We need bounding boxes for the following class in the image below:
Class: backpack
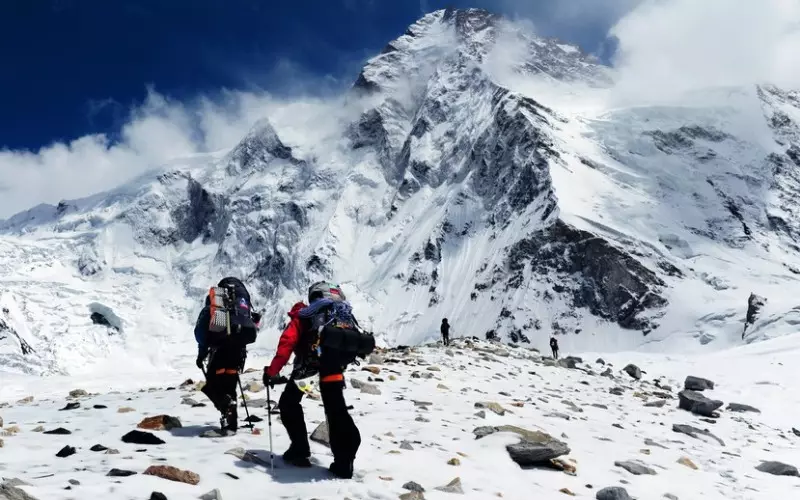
[292,297,375,379]
[206,277,258,346]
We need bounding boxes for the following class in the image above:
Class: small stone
[560,488,576,496]
[645,400,667,408]
[56,445,77,458]
[672,424,725,446]
[677,457,698,470]
[437,384,449,390]
[623,364,642,380]
[91,444,109,452]
[726,403,760,413]
[596,487,632,500]
[69,389,88,398]
[0,438,3,448]
[402,481,425,492]
[663,495,678,500]
[107,468,137,477]
[59,402,80,411]
[755,461,799,477]
[137,415,182,431]
[435,477,464,494]
[475,411,486,419]
[246,382,264,393]
[118,407,135,413]
[43,427,71,435]
[17,396,34,404]
[551,458,577,474]
[609,387,624,396]
[614,460,657,475]
[143,465,200,485]
[68,479,80,485]
[122,430,166,445]
[475,402,507,416]
[389,375,397,381]
[400,440,414,450]
[31,425,44,432]
[596,358,606,365]
[400,493,425,500]
[93,404,108,409]
[199,489,222,500]
[684,376,714,391]
[427,366,441,372]
[310,422,330,447]
[448,458,461,466]
[362,366,381,375]
[105,448,120,455]
[150,493,168,500]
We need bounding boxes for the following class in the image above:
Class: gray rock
[399,493,425,500]
[434,477,463,494]
[310,422,330,447]
[726,403,760,413]
[557,357,580,369]
[507,440,570,465]
[224,447,270,467]
[614,460,657,475]
[181,398,199,406]
[672,424,725,446]
[601,368,614,378]
[596,358,606,365]
[400,440,414,451]
[793,428,800,437]
[645,400,667,408]
[592,404,609,409]
[609,387,625,396]
[596,487,632,500]
[107,469,137,477]
[474,410,486,419]
[623,364,642,380]
[678,390,723,417]
[684,376,715,391]
[644,438,669,449]
[68,389,88,398]
[402,481,425,492]
[367,353,385,365]
[199,489,222,500]
[664,495,679,500]
[755,461,799,477]
[360,383,382,395]
[0,480,39,500]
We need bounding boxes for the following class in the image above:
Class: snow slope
[1,8,800,375]
[1,338,798,500]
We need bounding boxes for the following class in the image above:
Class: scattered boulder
[143,465,200,485]
[596,358,606,365]
[107,469,137,477]
[122,430,165,445]
[448,458,461,466]
[400,440,414,451]
[150,493,168,500]
[623,364,642,380]
[310,422,330,447]
[403,481,425,492]
[137,415,182,431]
[609,387,625,396]
[672,424,725,446]
[474,410,486,419]
[199,489,222,500]
[614,460,656,475]
[181,398,199,406]
[118,407,135,413]
[43,427,71,435]
[560,488,576,496]
[400,493,425,500]
[793,428,800,437]
[59,402,80,411]
[90,444,108,452]
[56,445,77,458]
[645,400,667,408]
[475,402,507,416]
[93,404,108,409]
[69,389,88,398]
[601,368,614,378]
[557,357,581,369]
[362,366,381,375]
[755,461,799,477]
[506,436,570,466]
[677,457,698,470]
[434,477,464,494]
[0,479,39,500]
[596,487,632,500]
[726,403,760,413]
[678,390,723,417]
[684,376,714,391]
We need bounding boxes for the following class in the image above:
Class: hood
[288,301,307,319]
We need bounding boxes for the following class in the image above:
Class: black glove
[252,311,262,326]
[196,346,208,370]
[263,370,288,388]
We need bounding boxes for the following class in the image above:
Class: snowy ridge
[1,8,800,374]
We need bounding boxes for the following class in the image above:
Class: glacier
[1,8,800,375]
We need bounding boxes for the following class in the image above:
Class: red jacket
[265,301,307,378]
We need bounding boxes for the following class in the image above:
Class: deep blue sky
[0,0,625,151]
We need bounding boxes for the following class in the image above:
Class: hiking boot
[282,447,311,467]
[223,402,238,432]
[329,461,354,479]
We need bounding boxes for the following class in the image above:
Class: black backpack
[206,277,258,346]
[291,299,375,379]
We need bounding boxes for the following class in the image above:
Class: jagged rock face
[2,8,800,373]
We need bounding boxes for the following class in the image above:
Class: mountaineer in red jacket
[263,281,373,479]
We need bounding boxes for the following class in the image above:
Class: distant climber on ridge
[263,281,375,479]
[550,336,559,360]
[440,318,451,346]
[194,277,261,434]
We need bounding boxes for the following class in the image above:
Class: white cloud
[609,0,800,103]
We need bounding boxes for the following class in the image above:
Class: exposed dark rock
[596,486,632,500]
[755,461,799,477]
[310,422,330,447]
[59,402,80,411]
[474,425,569,466]
[678,390,723,417]
[743,293,766,338]
[726,403,760,413]
[107,469,137,477]
[149,493,168,500]
[93,404,108,409]
[672,424,725,446]
[56,445,76,458]
[596,358,606,365]
[684,376,714,391]
[137,415,182,431]
[623,364,642,380]
[557,356,581,369]
[43,427,71,435]
[90,444,108,452]
[403,481,425,492]
[122,430,165,445]
[614,460,656,475]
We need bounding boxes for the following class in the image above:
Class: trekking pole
[237,376,254,430]
[266,384,274,471]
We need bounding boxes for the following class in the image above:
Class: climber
[440,318,451,346]
[263,281,375,479]
[550,336,559,360]
[194,277,261,434]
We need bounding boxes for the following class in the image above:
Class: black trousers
[279,379,361,464]
[202,344,244,414]
[552,348,559,360]
[442,334,449,346]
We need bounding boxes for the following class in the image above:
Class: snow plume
[0,85,356,219]
[610,0,800,103]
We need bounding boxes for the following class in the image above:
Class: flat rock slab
[756,461,800,477]
[474,425,570,466]
[107,469,137,477]
[684,376,715,391]
[672,424,725,446]
[727,403,760,413]
[0,480,39,500]
[614,460,656,475]
[43,428,71,435]
[122,430,165,445]
[678,390,723,417]
[143,465,200,485]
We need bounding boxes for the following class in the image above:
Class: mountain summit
[1,9,799,374]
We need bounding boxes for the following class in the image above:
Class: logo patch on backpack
[238,297,249,310]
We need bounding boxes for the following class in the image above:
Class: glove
[263,369,287,388]
[196,355,206,370]
[252,311,262,327]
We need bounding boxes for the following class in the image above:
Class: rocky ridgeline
[0,338,798,499]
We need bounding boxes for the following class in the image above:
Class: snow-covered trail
[1,338,799,500]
